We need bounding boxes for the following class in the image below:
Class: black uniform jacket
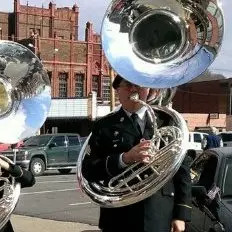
[82,107,192,232]
[0,169,35,232]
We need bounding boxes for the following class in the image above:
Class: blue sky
[0,0,232,79]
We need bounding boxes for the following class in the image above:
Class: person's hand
[171,220,185,232]
[122,139,152,165]
[0,157,23,177]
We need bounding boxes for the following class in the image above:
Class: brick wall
[173,80,228,114]
[0,12,9,40]
[182,113,227,131]
[15,2,78,40]
[40,39,55,61]
[226,115,232,131]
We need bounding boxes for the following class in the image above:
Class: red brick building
[0,0,231,134]
[173,79,232,132]
[0,0,113,135]
[12,0,111,100]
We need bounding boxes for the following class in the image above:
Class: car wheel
[58,169,72,174]
[30,158,45,176]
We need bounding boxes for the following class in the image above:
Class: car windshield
[23,135,52,147]
[191,153,218,191]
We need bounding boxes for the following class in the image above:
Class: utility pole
[110,66,115,111]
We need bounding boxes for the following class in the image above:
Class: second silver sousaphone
[0,40,51,228]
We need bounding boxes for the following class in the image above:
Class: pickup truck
[188,132,208,152]
[0,133,85,176]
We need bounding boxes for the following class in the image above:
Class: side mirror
[192,185,207,198]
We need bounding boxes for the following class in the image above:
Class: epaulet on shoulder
[94,111,117,125]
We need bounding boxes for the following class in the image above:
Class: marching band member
[82,75,192,232]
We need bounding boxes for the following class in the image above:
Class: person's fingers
[135,145,150,152]
[132,145,151,156]
[136,151,152,162]
[138,139,151,147]
[126,141,152,163]
[142,157,150,164]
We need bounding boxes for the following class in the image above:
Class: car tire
[30,158,45,176]
[58,169,72,174]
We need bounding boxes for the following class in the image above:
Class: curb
[11,215,100,232]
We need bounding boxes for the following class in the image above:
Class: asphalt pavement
[14,171,99,225]
[11,215,100,232]
[11,170,100,232]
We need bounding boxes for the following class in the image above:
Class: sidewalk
[11,215,100,232]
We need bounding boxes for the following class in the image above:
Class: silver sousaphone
[0,40,51,228]
[77,0,224,207]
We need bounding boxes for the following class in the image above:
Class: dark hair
[112,74,123,89]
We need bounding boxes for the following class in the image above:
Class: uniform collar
[114,107,153,139]
[123,106,147,121]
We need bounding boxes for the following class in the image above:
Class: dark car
[1,133,85,176]
[187,147,232,232]
[218,132,232,147]
[80,136,88,145]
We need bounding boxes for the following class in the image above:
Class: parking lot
[14,170,99,226]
